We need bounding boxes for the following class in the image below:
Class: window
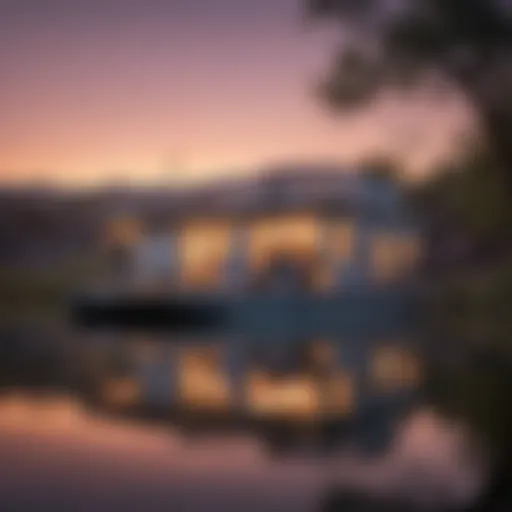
[401,236,422,270]
[245,371,320,419]
[371,233,421,284]
[328,220,355,263]
[106,217,141,246]
[178,346,231,409]
[323,372,354,416]
[179,220,232,290]
[249,214,320,273]
[371,345,421,391]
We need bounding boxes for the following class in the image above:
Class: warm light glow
[103,377,141,408]
[323,373,354,416]
[246,371,320,419]
[371,233,422,283]
[178,346,231,408]
[179,220,232,290]
[329,220,355,262]
[106,217,142,246]
[401,236,423,270]
[372,345,421,391]
[0,0,473,187]
[249,214,320,272]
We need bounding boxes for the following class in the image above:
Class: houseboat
[75,167,423,452]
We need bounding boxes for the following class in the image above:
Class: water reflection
[0,392,487,511]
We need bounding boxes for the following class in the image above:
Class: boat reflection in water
[76,169,423,453]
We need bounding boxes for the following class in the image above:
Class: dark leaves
[388,10,451,63]
[317,47,385,110]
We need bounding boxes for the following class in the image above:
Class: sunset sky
[0,0,473,187]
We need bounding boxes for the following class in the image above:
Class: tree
[307,5,512,504]
[418,140,511,252]
[307,0,512,184]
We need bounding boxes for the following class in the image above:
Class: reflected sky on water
[0,392,486,512]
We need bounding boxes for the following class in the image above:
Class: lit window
[178,346,231,409]
[371,234,421,283]
[323,372,354,416]
[245,371,320,419]
[329,220,355,262]
[106,217,142,246]
[249,214,320,273]
[371,345,421,391]
[179,220,232,290]
[312,264,334,292]
[102,377,141,408]
[401,236,422,270]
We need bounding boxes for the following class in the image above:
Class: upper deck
[101,169,422,297]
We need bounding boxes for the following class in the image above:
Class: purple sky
[0,0,471,186]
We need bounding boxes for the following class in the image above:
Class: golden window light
[102,377,141,408]
[323,372,354,416]
[249,214,320,273]
[179,219,232,289]
[178,346,231,408]
[106,217,142,246]
[371,233,420,283]
[372,345,421,391]
[245,371,320,419]
[328,219,355,262]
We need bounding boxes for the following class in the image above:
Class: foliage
[425,343,512,456]
[417,140,511,244]
[307,0,512,177]
[429,260,512,349]
[0,257,107,325]
[416,143,512,463]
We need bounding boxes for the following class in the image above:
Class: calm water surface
[0,392,486,512]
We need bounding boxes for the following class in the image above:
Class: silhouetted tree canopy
[418,140,511,248]
[308,0,512,182]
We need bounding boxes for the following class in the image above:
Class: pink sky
[0,0,472,187]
